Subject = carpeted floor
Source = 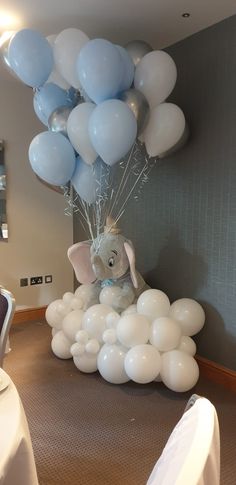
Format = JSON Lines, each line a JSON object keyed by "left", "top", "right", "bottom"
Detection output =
{"left": 4, "top": 321, "right": 236, "bottom": 485}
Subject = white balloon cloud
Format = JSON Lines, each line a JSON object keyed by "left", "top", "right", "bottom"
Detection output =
{"left": 45, "top": 284, "right": 205, "bottom": 392}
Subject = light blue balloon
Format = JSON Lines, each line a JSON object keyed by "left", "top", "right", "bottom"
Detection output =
{"left": 72, "top": 157, "right": 109, "bottom": 204}
{"left": 8, "top": 29, "right": 53, "bottom": 88}
{"left": 116, "top": 46, "right": 134, "bottom": 92}
{"left": 29, "top": 132, "right": 76, "bottom": 185}
{"left": 89, "top": 100, "right": 137, "bottom": 165}
{"left": 71, "top": 157, "right": 96, "bottom": 204}
{"left": 77, "top": 39, "right": 124, "bottom": 104}
{"left": 33, "top": 83, "right": 78, "bottom": 126}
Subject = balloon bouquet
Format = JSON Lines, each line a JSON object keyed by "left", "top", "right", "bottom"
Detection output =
{"left": 1, "top": 27, "right": 205, "bottom": 392}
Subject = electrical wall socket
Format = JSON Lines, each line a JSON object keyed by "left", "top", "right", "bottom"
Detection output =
{"left": 20, "top": 278, "right": 28, "bottom": 287}
{"left": 30, "top": 276, "right": 43, "bottom": 285}
{"left": 45, "top": 275, "right": 52, "bottom": 283}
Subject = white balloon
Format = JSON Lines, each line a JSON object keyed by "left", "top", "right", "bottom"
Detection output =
{"left": 117, "top": 313, "right": 150, "bottom": 348}
{"left": 70, "top": 342, "right": 85, "bottom": 356}
{"left": 51, "top": 330, "right": 72, "bottom": 359}
{"left": 125, "top": 344, "right": 161, "bottom": 384}
{"left": 82, "top": 304, "right": 114, "bottom": 342}
{"left": 85, "top": 339, "right": 100, "bottom": 354}
{"left": 150, "top": 317, "right": 182, "bottom": 352}
{"left": 46, "top": 34, "right": 71, "bottom": 89}
{"left": 103, "top": 328, "right": 117, "bottom": 344}
{"left": 177, "top": 336, "right": 197, "bottom": 356}
{"left": 62, "top": 309, "right": 84, "bottom": 341}
{"left": 51, "top": 328, "right": 59, "bottom": 337}
{"left": 99, "top": 285, "right": 122, "bottom": 308}
{"left": 46, "top": 299, "right": 64, "bottom": 329}
{"left": 137, "top": 289, "right": 170, "bottom": 321}
{"left": 62, "top": 292, "right": 74, "bottom": 304}
{"left": 70, "top": 297, "right": 83, "bottom": 310}
{"left": 67, "top": 103, "right": 97, "bottom": 165}
{"left": 134, "top": 50, "right": 177, "bottom": 108}
{"left": 54, "top": 28, "right": 89, "bottom": 88}
{"left": 73, "top": 353, "right": 98, "bottom": 373}
{"left": 121, "top": 304, "right": 137, "bottom": 316}
{"left": 75, "top": 284, "right": 100, "bottom": 309}
{"left": 76, "top": 329, "right": 89, "bottom": 344}
{"left": 97, "top": 344, "right": 129, "bottom": 384}
{"left": 161, "top": 350, "right": 199, "bottom": 392}
{"left": 144, "top": 103, "right": 185, "bottom": 158}
{"left": 106, "top": 311, "right": 120, "bottom": 329}
{"left": 169, "top": 298, "right": 205, "bottom": 336}
{"left": 57, "top": 301, "right": 71, "bottom": 316}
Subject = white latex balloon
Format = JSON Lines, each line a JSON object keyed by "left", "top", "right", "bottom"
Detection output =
{"left": 137, "top": 289, "right": 170, "bottom": 321}
{"left": 46, "top": 34, "right": 70, "bottom": 89}
{"left": 177, "top": 336, "right": 197, "bottom": 356}
{"left": 134, "top": 50, "right": 177, "bottom": 108}
{"left": 82, "top": 304, "right": 113, "bottom": 342}
{"left": 144, "top": 103, "right": 185, "bottom": 158}
{"left": 67, "top": 103, "right": 97, "bottom": 165}
{"left": 150, "top": 317, "right": 182, "bottom": 352}
{"left": 99, "top": 285, "right": 122, "bottom": 308}
{"left": 106, "top": 311, "right": 120, "bottom": 329}
{"left": 46, "top": 299, "right": 64, "bottom": 329}
{"left": 73, "top": 353, "right": 98, "bottom": 373}
{"left": 169, "top": 298, "right": 205, "bottom": 336}
{"left": 75, "top": 329, "right": 89, "bottom": 344}
{"left": 97, "top": 344, "right": 129, "bottom": 384}
{"left": 51, "top": 330, "right": 72, "bottom": 359}
{"left": 161, "top": 350, "right": 199, "bottom": 392}
{"left": 85, "top": 339, "right": 100, "bottom": 354}
{"left": 62, "top": 309, "right": 84, "bottom": 341}
{"left": 57, "top": 301, "right": 71, "bottom": 316}
{"left": 75, "top": 284, "right": 100, "bottom": 309}
{"left": 121, "top": 304, "right": 137, "bottom": 316}
{"left": 70, "top": 342, "right": 85, "bottom": 357}
{"left": 117, "top": 313, "right": 150, "bottom": 348}
{"left": 70, "top": 297, "right": 83, "bottom": 310}
{"left": 62, "top": 292, "right": 74, "bottom": 304}
{"left": 51, "top": 328, "right": 59, "bottom": 337}
{"left": 54, "top": 28, "right": 89, "bottom": 88}
{"left": 102, "top": 328, "right": 117, "bottom": 344}
{"left": 124, "top": 344, "right": 161, "bottom": 384}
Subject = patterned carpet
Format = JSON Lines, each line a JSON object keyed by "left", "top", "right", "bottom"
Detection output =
{"left": 4, "top": 321, "right": 236, "bottom": 485}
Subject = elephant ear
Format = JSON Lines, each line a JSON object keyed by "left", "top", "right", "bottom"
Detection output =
{"left": 67, "top": 241, "right": 96, "bottom": 284}
{"left": 124, "top": 241, "right": 138, "bottom": 288}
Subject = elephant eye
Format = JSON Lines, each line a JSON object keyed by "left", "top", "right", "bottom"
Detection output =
{"left": 108, "top": 256, "right": 115, "bottom": 267}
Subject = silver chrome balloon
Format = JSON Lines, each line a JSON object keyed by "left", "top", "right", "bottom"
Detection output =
{"left": 119, "top": 88, "right": 150, "bottom": 135}
{"left": 48, "top": 106, "right": 72, "bottom": 137}
{"left": 125, "top": 40, "right": 152, "bottom": 66}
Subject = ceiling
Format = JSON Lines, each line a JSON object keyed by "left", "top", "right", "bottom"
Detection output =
{"left": 1, "top": 0, "right": 236, "bottom": 81}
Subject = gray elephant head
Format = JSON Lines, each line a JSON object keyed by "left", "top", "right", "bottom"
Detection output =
{"left": 67, "top": 218, "right": 138, "bottom": 288}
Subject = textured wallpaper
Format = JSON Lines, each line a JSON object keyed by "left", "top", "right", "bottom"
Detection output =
{"left": 74, "top": 15, "right": 236, "bottom": 369}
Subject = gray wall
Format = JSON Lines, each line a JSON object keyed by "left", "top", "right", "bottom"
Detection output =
{"left": 74, "top": 15, "right": 236, "bottom": 370}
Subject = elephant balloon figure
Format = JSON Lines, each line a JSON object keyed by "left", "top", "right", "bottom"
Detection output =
{"left": 68, "top": 217, "right": 149, "bottom": 312}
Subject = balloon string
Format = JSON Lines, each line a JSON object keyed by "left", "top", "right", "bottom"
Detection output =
{"left": 108, "top": 142, "right": 136, "bottom": 217}
{"left": 113, "top": 157, "right": 150, "bottom": 225}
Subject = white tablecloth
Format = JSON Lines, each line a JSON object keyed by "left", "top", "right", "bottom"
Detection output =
{"left": 0, "top": 369, "right": 38, "bottom": 485}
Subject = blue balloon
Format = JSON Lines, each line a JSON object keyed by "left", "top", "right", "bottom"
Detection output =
{"left": 116, "top": 46, "right": 134, "bottom": 92}
{"left": 33, "top": 83, "right": 78, "bottom": 126}
{"left": 77, "top": 39, "right": 124, "bottom": 104}
{"left": 8, "top": 29, "right": 53, "bottom": 88}
{"left": 71, "top": 157, "right": 109, "bottom": 204}
{"left": 71, "top": 157, "right": 96, "bottom": 204}
{"left": 89, "top": 100, "right": 137, "bottom": 165}
{"left": 29, "top": 132, "right": 76, "bottom": 185}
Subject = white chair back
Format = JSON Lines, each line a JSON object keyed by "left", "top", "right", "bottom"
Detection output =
{"left": 146, "top": 395, "right": 220, "bottom": 485}
{"left": 0, "top": 286, "right": 16, "bottom": 367}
